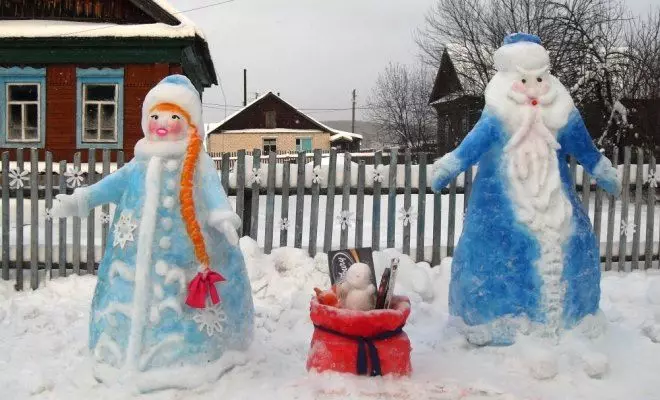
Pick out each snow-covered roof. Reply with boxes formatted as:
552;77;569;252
0;0;204;39
330;130;363;142
206;92;363;142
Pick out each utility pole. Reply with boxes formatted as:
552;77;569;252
351;89;356;133
243;69;247;106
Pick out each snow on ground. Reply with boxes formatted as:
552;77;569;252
2;240;660;399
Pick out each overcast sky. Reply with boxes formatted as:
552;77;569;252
168;0;659;124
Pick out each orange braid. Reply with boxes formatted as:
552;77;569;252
150;103;210;269
180;132;210;268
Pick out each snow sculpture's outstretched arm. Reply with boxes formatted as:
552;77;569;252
198;153;241;245
50;162;135;218
558;110;621;196
431;114;497;192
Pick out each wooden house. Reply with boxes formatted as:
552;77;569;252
206;92;363;154
428;47;484;156
0;0;217;160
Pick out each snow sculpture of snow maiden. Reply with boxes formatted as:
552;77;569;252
50;75;254;392
431;34;621;346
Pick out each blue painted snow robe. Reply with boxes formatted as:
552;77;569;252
76;139;254;390
432;106;620;345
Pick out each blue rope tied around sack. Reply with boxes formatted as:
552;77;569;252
313;324;405;376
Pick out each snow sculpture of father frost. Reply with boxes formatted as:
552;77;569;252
431;33;621;345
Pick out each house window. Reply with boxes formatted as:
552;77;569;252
7;84;40;142
264;111;276;128
296;137;312;152
263;138;277;153
0;67;46;148
76;68;124;149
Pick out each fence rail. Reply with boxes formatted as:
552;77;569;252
1;146;659;290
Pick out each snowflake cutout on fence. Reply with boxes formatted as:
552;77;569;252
312;166;323;185
249;167;263;186
64;167;84;188
647;169;658;188
44;208;53;221
279;218;290;231
99;212;112;225
193;305;227;337
398;206;416;226
113;211;138;249
336;210;355;230
372;164;385;183
620;219;636;237
8;168;29;189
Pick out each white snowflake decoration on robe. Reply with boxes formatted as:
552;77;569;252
647;169;657;188
8;168;29;189
279;218;289;231
620;219;636;237
372;164;385;183
398;206;416;226
99;212;112;225
64;167;84;188
312;166;323;185
249;167;263;186
336;210;355;230
193;305;227;336
113;211;138;249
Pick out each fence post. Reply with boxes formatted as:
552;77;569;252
15;148;24;290
371;151;383;250
340;152;351;249
30;148;39;289
402;148;412;255
280;161;290;248
386;148;398;249
645;154;656;270
356;161;365;249
236;150;247;237
605;148;619;271
249;149;261;241
86;149;96;274
309;150;322;256
72;152;82;275
1;152;9;281
416;153;427;262
264;152;276;253
45;152;53;280
294;152;305;249
631;147;644;270
58;160;67;277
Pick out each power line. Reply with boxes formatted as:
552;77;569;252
56;0;238;37
202;102;374;111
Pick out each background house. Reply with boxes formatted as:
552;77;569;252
0;0;216;161
206;92;362;154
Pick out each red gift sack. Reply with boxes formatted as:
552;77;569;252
306;296;412;377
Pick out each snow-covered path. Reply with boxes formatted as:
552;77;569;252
1;240;660;400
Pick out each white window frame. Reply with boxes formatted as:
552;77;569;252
5;82;41;143
262;137;277;153
81;83;119;143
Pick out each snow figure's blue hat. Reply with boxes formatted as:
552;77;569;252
494;32;550;73
141;74;204;137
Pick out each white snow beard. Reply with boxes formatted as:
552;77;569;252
486;74;575;134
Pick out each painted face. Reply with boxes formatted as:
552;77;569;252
148;109;190;141
511;71;551;105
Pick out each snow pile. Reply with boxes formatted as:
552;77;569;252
2;244;660;399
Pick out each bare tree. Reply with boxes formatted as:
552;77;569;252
415;0;659;150
367;63;437;150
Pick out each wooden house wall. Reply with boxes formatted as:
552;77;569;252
221;95;325;131
0;0;155;24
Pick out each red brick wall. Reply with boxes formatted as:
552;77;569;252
45;65;77;161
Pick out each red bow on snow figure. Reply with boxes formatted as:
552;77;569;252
185;269;226;309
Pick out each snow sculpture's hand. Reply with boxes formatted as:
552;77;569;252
208;210;241;246
50;192;87;218
593;157;622;197
431;153;461;193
